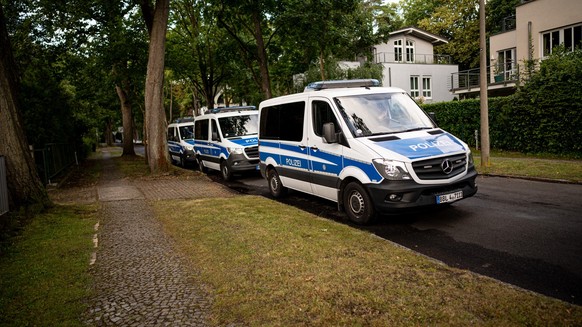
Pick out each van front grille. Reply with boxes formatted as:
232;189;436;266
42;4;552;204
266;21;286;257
244;146;259;159
412;153;466;180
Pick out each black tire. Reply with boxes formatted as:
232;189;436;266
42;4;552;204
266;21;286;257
220;160;232;181
197;157;208;173
267;169;287;198
343;182;375;224
179;154;186;167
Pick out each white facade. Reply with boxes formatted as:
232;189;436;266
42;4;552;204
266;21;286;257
484;0;582;92
373;27;458;103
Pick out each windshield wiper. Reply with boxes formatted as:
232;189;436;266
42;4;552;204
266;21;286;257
399;127;433;133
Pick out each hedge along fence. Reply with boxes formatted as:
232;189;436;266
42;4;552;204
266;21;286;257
421;96;582;158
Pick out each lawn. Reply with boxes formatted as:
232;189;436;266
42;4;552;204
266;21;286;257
155;196;582;326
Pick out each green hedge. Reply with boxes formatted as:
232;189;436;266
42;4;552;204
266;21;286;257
421;96;582;158
421;48;582;158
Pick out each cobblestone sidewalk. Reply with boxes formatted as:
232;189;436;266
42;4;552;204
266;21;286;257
83;149;236;326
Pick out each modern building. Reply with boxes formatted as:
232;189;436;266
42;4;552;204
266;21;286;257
451;0;582;98
373;26;458;103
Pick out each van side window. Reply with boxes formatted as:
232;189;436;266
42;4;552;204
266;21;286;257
195;119;209;141
260;101;305;141
312;100;341;137
167;127;176;141
211;119;220;141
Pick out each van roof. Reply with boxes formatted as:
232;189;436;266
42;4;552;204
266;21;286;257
259;86;407;108
207;106;257;114
304;79;380;91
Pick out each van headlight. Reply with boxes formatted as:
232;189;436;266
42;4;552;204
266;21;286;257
372;159;412;180
228;147;244;155
468;152;474;166
185;145;193;151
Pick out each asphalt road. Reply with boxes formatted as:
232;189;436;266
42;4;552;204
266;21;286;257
206;170;582;305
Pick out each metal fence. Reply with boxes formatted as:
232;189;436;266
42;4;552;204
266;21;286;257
34;143;77;185
0;156;8;216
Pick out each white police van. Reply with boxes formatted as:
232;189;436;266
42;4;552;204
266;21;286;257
194;106;259;180
167;117;195;167
258;79;478;224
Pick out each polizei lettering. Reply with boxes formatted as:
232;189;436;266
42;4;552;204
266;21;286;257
409;140;454;151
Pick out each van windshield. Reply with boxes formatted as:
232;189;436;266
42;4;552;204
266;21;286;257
179;125;194;140
218;114;259;138
334;93;435;137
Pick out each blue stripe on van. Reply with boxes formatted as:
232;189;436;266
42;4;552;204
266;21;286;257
229;137;258;146
261;142;383;183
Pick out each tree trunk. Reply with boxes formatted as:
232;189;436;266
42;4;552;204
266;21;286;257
252;10;271;99
319;49;326;81
115;84;136;156
143;0;170;173
0;4;49;210
105;118;113;146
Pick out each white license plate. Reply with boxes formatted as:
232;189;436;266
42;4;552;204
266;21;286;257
436;190;463;204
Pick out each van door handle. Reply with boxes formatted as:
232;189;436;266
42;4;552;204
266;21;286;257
299;145;306;150
310;146;318;151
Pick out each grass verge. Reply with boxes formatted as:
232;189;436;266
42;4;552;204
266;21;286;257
472;149;582;183
0;204;97;326
155;196;582;326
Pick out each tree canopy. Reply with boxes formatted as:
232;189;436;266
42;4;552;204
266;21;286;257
2;0;516;208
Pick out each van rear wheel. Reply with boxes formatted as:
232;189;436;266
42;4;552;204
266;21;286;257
343;182;375;225
268;169;287;198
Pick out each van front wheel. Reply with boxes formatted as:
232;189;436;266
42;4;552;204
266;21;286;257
343;182;375;225
268;169;287;198
197;157;208;173
221;161;232;181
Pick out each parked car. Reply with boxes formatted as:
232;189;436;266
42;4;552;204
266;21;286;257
167;117;195;167
258;79;478;224
194;106;259;180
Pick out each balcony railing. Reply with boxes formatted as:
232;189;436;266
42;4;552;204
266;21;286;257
374;52;452;64
451;60;520;92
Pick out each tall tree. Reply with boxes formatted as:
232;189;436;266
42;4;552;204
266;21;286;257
417;0;480;70
214;0;276;99
0;4;49;210
140;0;171;172
94;1;148;155
279;0;374;81
168;0;233;109
400;0;446;27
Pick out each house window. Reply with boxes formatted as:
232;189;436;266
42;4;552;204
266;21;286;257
542;24;582;57
394;39;402;62
410;76;419;98
422;77;432;99
406;40;415;63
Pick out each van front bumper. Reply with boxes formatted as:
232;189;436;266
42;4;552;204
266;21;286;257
364;167;478;212
227;153;260;172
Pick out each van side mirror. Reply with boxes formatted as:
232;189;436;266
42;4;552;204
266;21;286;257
212;131;220;142
323;122;337;143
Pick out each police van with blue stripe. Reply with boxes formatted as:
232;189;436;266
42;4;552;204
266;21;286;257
194;106;259;180
167;117;196;167
258;79;478;224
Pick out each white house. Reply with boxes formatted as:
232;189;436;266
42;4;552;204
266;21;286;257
452;0;582;98
373;27;458;103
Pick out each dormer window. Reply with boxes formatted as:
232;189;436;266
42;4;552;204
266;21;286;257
406;40;415;63
394;39;403;62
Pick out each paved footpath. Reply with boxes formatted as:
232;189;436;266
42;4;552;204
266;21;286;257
83;149;235;326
